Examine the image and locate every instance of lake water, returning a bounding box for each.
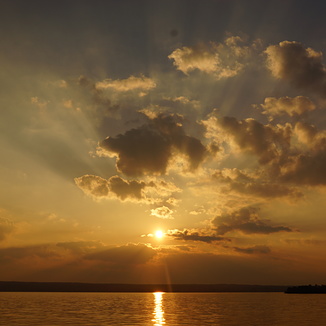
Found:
[1,292,326,325]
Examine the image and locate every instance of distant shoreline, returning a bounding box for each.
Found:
[0,281,288,293]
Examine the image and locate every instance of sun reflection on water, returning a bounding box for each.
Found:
[152,292,165,325]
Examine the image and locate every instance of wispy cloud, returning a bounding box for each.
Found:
[96,75,156,93]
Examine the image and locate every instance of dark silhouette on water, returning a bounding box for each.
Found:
[0,281,288,293]
[285,284,326,294]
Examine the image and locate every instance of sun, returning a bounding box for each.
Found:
[155,230,164,239]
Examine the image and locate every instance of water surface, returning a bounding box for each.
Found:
[1,292,325,325]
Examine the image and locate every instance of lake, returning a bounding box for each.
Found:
[1,292,325,325]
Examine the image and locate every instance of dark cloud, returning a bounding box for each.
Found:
[108,175,146,200]
[100,114,207,176]
[207,115,326,187]
[212,207,293,235]
[265,41,326,97]
[233,245,271,255]
[279,144,326,185]
[213,168,303,199]
[167,229,229,243]
[215,116,292,164]
[279,123,326,185]
[84,244,156,265]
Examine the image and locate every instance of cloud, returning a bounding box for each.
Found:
[204,113,326,186]
[151,206,174,219]
[212,207,293,235]
[30,96,48,111]
[75,174,181,203]
[284,239,326,246]
[100,114,207,176]
[0,242,157,282]
[279,122,326,185]
[0,242,155,266]
[212,168,303,199]
[279,145,326,186]
[77,75,118,115]
[207,116,292,165]
[294,121,319,144]
[84,243,156,265]
[0,241,104,264]
[95,75,156,92]
[233,245,271,255]
[0,242,322,284]
[0,217,14,241]
[167,229,229,243]
[169,96,201,109]
[55,241,105,254]
[108,175,146,200]
[265,41,326,97]
[260,96,316,118]
[202,112,326,190]
[169,44,221,74]
[168,36,258,79]
[74,175,146,201]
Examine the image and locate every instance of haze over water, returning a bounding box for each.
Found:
[1,292,326,325]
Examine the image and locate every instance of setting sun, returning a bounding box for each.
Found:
[155,230,164,239]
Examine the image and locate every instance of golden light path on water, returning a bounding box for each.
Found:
[152,292,165,325]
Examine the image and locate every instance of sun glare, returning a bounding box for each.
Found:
[152,292,165,325]
[155,230,164,239]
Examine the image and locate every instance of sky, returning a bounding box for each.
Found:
[1,0,326,285]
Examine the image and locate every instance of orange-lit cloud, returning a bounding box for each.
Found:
[95,75,156,92]
[74,174,180,204]
[151,206,174,219]
[168,36,260,79]
[75,175,145,201]
[260,96,316,118]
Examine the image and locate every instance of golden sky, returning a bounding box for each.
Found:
[1,0,326,285]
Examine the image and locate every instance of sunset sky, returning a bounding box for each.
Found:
[1,0,326,285]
